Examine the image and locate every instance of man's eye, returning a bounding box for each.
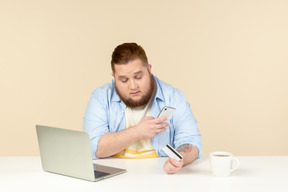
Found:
[135,76,142,79]
[121,79,128,83]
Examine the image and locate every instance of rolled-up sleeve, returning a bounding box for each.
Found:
[83,90,109,159]
[172,89,202,159]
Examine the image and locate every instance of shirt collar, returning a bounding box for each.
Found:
[153,75,165,102]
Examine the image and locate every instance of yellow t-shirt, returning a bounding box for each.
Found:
[113,100,158,159]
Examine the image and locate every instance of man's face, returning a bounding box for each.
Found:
[113,59,154,108]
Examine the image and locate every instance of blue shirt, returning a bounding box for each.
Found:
[83,75,202,159]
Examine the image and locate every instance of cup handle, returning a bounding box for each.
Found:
[230,158,240,172]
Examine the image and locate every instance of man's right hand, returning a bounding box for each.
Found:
[96,116,168,158]
[133,116,168,139]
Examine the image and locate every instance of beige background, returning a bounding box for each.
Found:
[0,0,287,156]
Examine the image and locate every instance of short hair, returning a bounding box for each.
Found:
[111,43,149,72]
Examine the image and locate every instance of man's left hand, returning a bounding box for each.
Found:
[163,157,184,174]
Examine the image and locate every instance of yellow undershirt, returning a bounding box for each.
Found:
[113,99,158,159]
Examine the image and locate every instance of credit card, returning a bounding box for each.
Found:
[162,144,183,161]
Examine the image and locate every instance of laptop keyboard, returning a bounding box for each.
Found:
[94,170,110,178]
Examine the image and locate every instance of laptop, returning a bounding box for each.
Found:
[36,125,126,182]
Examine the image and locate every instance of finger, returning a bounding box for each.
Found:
[169,158,184,168]
[157,123,169,128]
[164,165,173,174]
[144,116,155,120]
[152,117,167,124]
[155,127,166,133]
[153,122,169,130]
[168,158,179,167]
[164,159,178,174]
[169,158,182,167]
[163,160,172,173]
[154,123,167,131]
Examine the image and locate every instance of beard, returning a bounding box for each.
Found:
[115,74,155,108]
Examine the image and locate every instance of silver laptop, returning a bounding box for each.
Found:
[36,125,126,182]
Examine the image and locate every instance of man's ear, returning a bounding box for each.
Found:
[148,64,152,73]
[111,72,114,77]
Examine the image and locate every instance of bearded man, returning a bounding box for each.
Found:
[83,43,202,174]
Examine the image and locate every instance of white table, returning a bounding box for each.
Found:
[0,156,287,192]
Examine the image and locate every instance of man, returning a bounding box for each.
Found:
[83,43,201,174]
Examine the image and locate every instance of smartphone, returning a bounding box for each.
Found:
[157,106,176,123]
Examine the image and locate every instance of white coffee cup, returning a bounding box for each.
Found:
[210,151,240,177]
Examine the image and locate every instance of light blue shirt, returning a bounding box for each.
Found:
[83,75,202,160]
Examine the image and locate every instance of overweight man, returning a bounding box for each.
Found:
[83,43,201,174]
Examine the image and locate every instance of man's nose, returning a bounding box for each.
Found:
[129,80,138,89]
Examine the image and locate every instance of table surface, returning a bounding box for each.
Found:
[1,156,288,192]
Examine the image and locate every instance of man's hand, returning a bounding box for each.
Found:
[163,144,199,174]
[96,116,168,158]
[134,116,168,139]
[163,157,184,174]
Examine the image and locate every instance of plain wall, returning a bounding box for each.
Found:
[1,0,287,156]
